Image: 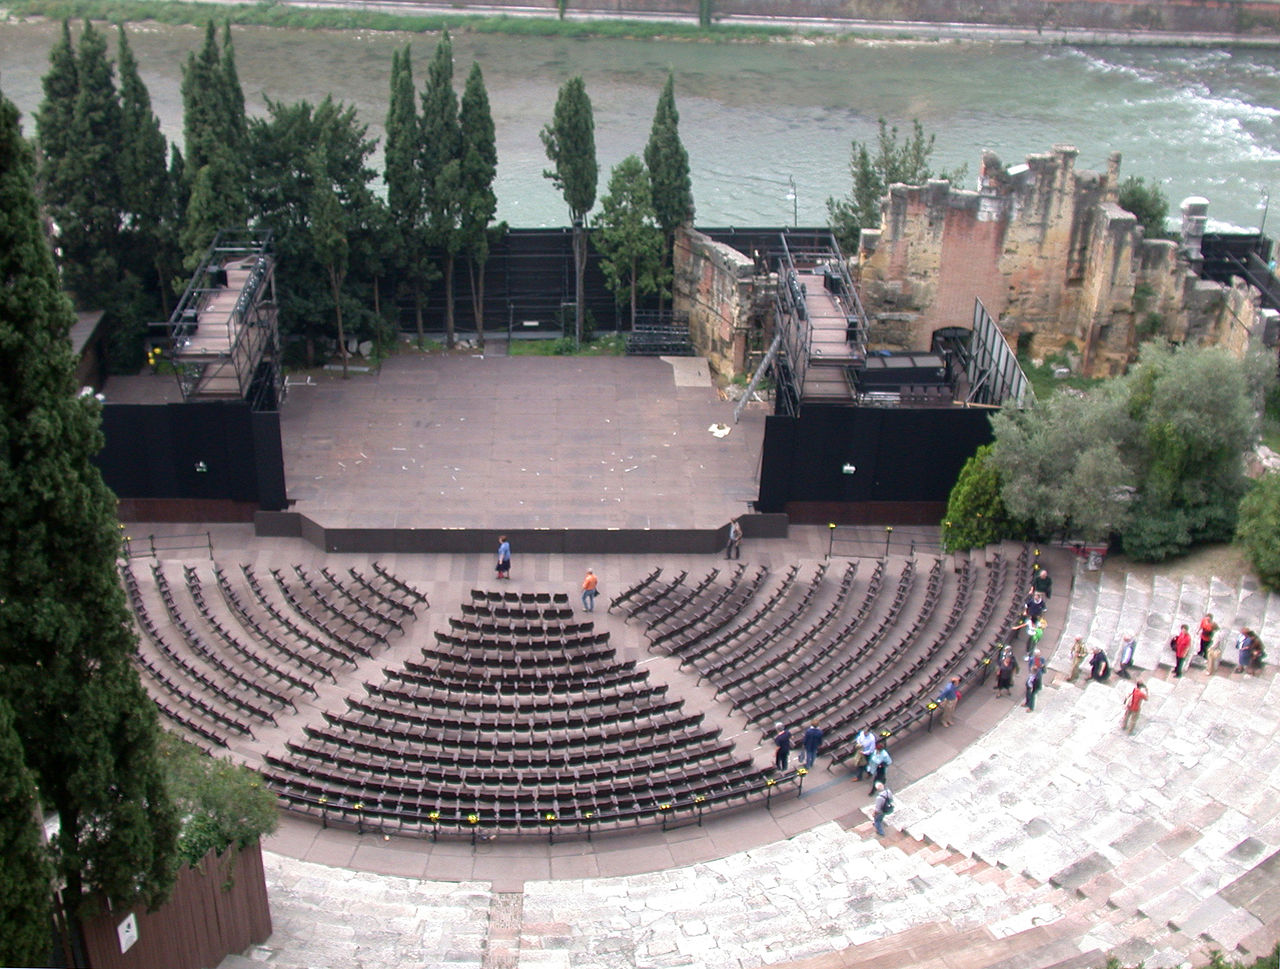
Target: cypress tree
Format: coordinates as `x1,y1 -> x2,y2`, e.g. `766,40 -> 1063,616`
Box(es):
0,695 -> 52,968
541,76 -> 597,344
644,72 -> 694,315
458,61 -> 500,348
34,20 -> 77,205
117,25 -> 176,316
420,32 -> 463,347
180,21 -> 225,176
0,84 -> 180,917
220,21 -> 247,148
310,148 -> 351,378
385,45 -> 430,342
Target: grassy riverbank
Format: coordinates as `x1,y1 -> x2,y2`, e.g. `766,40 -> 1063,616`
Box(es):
0,0 -> 796,41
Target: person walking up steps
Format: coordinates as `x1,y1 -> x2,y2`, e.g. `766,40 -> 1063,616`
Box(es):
867,740 -> 891,794
872,786 -> 894,837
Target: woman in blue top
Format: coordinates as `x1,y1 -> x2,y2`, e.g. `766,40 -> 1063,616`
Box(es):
496,535 -> 511,579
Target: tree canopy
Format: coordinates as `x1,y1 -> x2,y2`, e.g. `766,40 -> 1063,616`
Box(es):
826,118 -> 964,254
644,72 -> 693,314
1237,473 -> 1280,593
1118,175 -> 1173,241
593,154 -> 665,328
0,82 -> 179,919
978,342 -> 1272,559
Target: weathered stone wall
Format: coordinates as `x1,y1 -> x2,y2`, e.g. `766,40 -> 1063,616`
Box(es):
858,144 -> 1270,377
673,226 -> 764,378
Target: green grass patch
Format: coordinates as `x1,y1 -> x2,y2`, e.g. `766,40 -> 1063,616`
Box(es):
508,333 -> 626,356
1018,351 -> 1106,400
3,0 -> 793,43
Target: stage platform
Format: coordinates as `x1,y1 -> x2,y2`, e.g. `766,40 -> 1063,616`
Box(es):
261,351 -> 768,551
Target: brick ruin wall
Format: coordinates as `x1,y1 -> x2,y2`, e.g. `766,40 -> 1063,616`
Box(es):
857,145 -> 1267,377
673,228 -> 771,379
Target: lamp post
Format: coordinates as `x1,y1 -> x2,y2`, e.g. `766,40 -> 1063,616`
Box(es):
884,526 -> 893,558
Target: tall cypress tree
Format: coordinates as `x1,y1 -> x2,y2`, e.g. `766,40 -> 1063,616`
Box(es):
180,21 -> 247,265
594,154 -> 664,329
420,32 -> 463,347
117,25 -> 176,316
0,695 -> 52,968
385,45 -> 430,342
458,61 -> 500,348
541,75 -> 597,344
0,84 -> 179,917
644,72 -> 694,316
34,20 -> 77,205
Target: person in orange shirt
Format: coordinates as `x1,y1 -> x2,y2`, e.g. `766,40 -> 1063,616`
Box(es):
581,568 -> 599,612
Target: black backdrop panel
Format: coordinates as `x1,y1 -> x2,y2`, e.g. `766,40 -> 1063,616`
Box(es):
97,402 -> 286,509
757,405 -> 993,511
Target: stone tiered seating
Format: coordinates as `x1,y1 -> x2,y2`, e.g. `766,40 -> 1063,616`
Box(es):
1054,566 -> 1280,675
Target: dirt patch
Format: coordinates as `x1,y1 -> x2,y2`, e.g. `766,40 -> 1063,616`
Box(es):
1103,543 -> 1255,586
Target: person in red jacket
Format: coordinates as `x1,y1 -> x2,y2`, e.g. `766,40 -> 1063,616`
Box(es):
1122,680 -> 1149,734
1172,624 -> 1192,678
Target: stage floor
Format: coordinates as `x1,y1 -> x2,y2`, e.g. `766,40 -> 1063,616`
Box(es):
277,352 -> 767,531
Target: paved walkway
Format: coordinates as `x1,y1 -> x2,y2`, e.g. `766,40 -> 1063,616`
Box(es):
211,547 -> 1280,969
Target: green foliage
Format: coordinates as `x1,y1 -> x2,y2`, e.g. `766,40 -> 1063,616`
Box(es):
160,736 -> 277,867
593,155 -> 666,328
421,32 -> 467,347
509,333 -> 625,356
826,118 -> 965,254
0,87 -> 180,914
644,72 -> 695,244
542,75 -> 598,343
310,148 -> 351,377
1118,174 -> 1173,240
0,695 -> 53,968
1237,473 -> 1280,593
179,23 -> 248,268
940,445 -> 1023,551
243,94 -> 383,367
4,0 -> 794,42
990,342 -> 1272,558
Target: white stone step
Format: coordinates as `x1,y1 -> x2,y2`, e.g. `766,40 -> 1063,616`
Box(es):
1233,575 -> 1268,630
1134,575 -> 1178,669
1116,572 -> 1153,658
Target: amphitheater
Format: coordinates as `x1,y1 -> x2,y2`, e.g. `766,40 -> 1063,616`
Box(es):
117,354 -> 1280,969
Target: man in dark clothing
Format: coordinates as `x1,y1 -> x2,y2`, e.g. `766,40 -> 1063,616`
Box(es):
1031,568 -> 1053,599
773,724 -> 791,770
1089,646 -> 1111,682
801,723 -> 823,768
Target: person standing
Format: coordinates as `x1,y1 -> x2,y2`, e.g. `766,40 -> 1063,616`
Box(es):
1024,664 -> 1043,711
1116,633 -> 1137,679
1031,568 -> 1053,600
1206,633 -> 1224,676
872,786 -> 894,837
773,724 -> 792,771
1249,633 -> 1266,675
1172,624 -> 1191,678
1089,646 -> 1111,683
580,568 -> 598,612
867,740 -> 892,794
1234,628 -> 1256,673
1122,679 -> 1149,734
1067,637 -> 1089,682
801,722 -> 823,768
495,535 -> 511,580
725,518 -> 743,560
1197,613 -> 1218,663
994,647 -> 1018,697
852,725 -> 876,781
936,677 -> 960,727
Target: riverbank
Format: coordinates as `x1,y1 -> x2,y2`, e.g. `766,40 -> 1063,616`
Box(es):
6,0 -> 1280,46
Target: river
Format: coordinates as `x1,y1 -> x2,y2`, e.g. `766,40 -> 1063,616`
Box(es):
1,19 -> 1278,230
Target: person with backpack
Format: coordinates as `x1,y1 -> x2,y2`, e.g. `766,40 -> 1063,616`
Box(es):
872,786 -> 894,837
1122,680 -> 1148,734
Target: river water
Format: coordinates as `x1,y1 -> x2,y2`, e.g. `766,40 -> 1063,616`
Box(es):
2,19 -> 1278,230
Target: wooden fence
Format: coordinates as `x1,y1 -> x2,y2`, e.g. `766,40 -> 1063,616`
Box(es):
76,841 -> 271,969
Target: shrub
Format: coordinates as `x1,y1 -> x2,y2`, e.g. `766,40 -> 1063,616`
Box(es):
1237,473 -> 1280,593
